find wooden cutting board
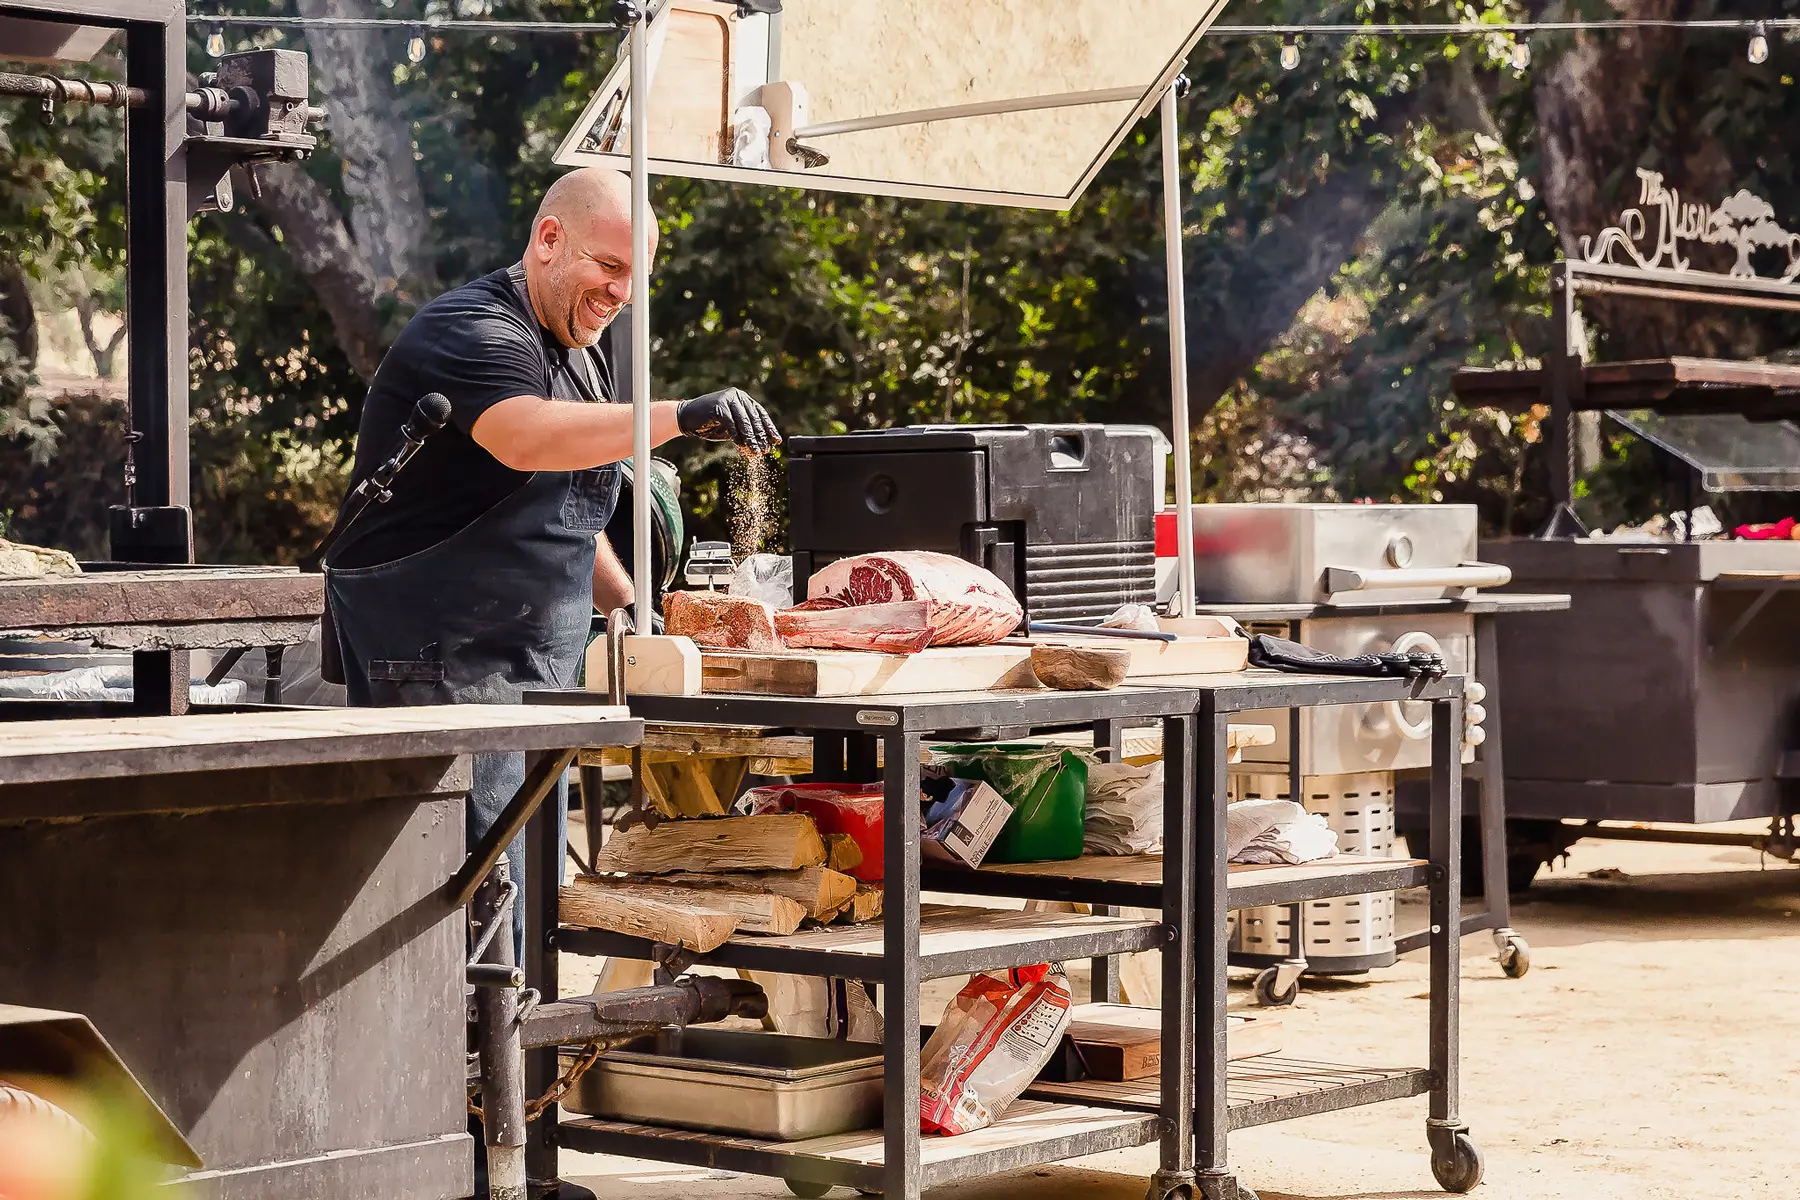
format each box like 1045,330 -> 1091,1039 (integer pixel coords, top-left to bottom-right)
1021,633 -> 1249,679
700,644 -> 1037,697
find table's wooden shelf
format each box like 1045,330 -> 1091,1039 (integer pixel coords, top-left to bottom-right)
561,1100 -> 1159,1193
923,853 -> 1431,911
1028,1056 -> 1430,1131
556,902 -> 1164,982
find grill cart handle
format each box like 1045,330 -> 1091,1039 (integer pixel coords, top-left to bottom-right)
1322,561 -> 1512,599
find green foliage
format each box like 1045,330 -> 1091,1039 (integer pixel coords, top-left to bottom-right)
10,3 -> 1800,566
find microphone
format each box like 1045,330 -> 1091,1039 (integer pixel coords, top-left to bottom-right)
403,392 -> 453,443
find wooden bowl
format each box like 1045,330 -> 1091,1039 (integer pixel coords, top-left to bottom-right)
1031,644 -> 1132,691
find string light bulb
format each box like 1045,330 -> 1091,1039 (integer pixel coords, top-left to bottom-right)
407,27 -> 428,63
1748,21 -> 1770,64
206,25 -> 225,56
1511,38 -> 1531,69
1280,33 -> 1300,70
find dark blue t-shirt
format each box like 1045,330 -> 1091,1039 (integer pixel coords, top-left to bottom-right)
330,268 -> 618,569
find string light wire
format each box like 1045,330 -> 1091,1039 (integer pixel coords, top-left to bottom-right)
185,12 -> 1800,37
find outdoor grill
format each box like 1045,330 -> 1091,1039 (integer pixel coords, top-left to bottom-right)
1153,501 -> 1542,993
1453,180 -> 1800,871
785,424 -> 1162,623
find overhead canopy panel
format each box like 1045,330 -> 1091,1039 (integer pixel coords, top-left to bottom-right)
553,0 -> 1229,209
1610,409 -> 1800,492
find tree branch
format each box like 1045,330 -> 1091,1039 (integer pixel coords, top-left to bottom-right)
244,161 -> 386,380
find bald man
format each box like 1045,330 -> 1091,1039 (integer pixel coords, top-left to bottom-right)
323,167 -> 777,943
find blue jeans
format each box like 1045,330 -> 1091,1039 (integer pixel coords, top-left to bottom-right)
470,750 -> 567,967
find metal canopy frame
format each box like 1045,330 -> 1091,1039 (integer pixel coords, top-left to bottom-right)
616,1 -> 1209,620
3,0 -> 190,545
564,0 -> 1231,211
1545,170 -> 1800,516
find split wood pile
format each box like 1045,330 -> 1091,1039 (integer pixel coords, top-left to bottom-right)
562,811 -> 882,947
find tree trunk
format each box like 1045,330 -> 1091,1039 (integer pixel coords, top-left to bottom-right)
297,0 -> 435,302
1531,4 -> 1755,359
0,260 -> 38,374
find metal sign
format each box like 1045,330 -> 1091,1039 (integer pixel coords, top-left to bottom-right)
1581,167 -> 1800,282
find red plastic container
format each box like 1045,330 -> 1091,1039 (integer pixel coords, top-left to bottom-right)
743,782 -> 886,882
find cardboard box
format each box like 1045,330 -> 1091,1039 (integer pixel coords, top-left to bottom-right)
922,779 -> 1013,868
1061,1004 -> 1282,1082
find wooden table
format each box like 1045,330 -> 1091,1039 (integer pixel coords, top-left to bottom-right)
0,566 -> 324,715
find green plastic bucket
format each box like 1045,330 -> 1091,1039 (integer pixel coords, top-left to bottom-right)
936,743 -> 1090,864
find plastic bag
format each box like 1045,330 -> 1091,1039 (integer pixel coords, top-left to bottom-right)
742,781 -> 885,881
730,553 -> 795,608
746,973 -> 883,1042
935,745 -> 1090,863
1084,760 -> 1164,856
1100,603 -> 1161,632
919,968 -> 1073,1135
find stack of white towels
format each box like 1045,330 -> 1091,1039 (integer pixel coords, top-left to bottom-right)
1226,799 -> 1339,865
1082,763 -> 1339,865
1084,760 -> 1165,856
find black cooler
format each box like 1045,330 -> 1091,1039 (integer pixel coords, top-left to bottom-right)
785,424 -> 1158,622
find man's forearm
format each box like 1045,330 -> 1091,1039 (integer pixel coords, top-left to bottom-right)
473,396 -> 684,471
592,534 -> 636,613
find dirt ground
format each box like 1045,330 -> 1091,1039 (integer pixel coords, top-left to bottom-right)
557,822 -> 1800,1199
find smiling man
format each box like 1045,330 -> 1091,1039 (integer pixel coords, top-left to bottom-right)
322,165 -> 777,948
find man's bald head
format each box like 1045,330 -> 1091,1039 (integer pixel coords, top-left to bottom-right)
522,167 -> 658,349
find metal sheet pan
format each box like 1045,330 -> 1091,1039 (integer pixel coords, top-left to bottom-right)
563,1028 -> 883,1141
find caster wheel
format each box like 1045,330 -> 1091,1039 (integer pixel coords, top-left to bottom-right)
1253,967 -> 1299,1007
785,1181 -> 832,1198
1431,1131 -> 1484,1193
1498,936 -> 1531,979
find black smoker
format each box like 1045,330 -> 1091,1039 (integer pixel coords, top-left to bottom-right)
785,424 -> 1159,622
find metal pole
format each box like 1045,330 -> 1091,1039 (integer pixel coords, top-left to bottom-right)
628,8 -> 654,622
1161,85 -> 1197,619
473,857 -> 527,1200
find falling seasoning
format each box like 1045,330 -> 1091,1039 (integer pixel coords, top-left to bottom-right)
729,447 -> 774,560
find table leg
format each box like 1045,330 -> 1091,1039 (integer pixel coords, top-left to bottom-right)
846,732 -> 878,782
1427,696 -> 1481,1191
1089,718 -> 1127,1001
1196,699 -> 1239,1199
1473,614 -> 1528,976
525,769 -> 563,1190
882,729 -> 923,1199
813,732 -> 847,782
132,649 -> 189,715
1149,713 -> 1195,1200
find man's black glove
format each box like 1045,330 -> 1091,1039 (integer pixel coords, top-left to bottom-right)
677,387 -> 781,451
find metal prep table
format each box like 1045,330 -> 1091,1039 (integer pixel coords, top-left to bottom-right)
0,702 -> 641,1199
919,669 -> 1482,1200
524,670 -> 1483,1200
527,684 -> 1201,1200
1187,593 -> 1569,976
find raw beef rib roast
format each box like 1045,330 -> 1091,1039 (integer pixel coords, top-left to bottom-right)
774,600 -> 935,654
803,551 -> 1022,646
664,590 -> 781,651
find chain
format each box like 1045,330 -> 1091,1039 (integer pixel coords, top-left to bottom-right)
467,1040 -> 613,1125
525,1041 -> 606,1121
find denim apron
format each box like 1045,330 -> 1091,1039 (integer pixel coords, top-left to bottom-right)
325,263 -> 619,951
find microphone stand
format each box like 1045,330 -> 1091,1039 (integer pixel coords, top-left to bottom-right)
301,394 -> 450,573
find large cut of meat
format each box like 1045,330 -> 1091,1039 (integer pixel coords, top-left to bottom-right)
805,552 -> 1022,646
664,590 -> 780,651
775,600 -> 934,654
